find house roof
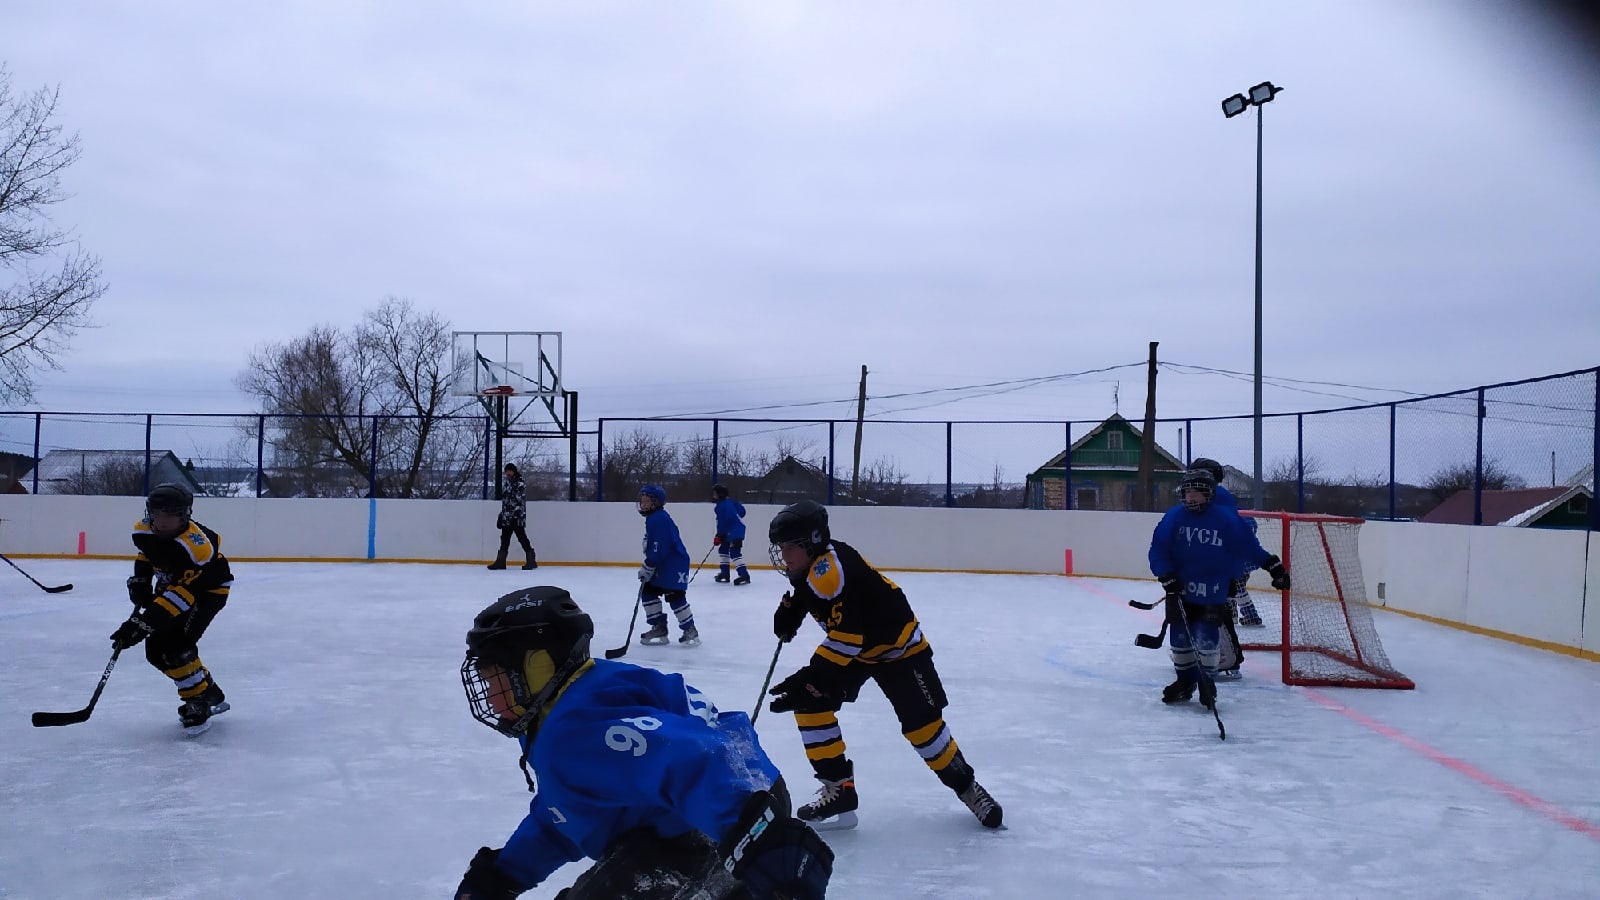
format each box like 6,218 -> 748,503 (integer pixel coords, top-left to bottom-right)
1034,413 -> 1186,471
34,450 -> 202,492
1420,485 -> 1591,526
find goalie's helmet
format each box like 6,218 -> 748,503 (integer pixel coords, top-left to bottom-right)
1178,469 -> 1216,512
638,484 -> 666,516
145,482 -> 194,535
461,586 -> 593,738
768,500 -> 830,555
1189,457 -> 1225,485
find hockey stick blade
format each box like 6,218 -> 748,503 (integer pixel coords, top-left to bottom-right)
1134,620 -> 1169,649
31,647 -> 120,727
1127,596 -> 1163,610
0,552 -> 74,593
32,708 -> 93,727
603,644 -> 630,660
605,591 -> 645,660
43,582 -> 75,593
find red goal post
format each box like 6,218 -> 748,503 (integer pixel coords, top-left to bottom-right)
1240,511 -> 1415,690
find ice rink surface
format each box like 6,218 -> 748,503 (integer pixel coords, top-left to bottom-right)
2,559 -> 1597,899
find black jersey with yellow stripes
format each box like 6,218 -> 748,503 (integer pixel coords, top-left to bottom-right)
793,539 -> 930,671
131,518 -> 233,620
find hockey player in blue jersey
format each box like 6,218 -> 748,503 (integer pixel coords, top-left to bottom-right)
1188,458 -> 1263,681
711,484 -> 751,586
1148,469 -> 1290,709
636,484 -> 699,645
454,585 -> 833,899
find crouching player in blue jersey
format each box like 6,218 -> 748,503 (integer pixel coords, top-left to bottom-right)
1148,470 -> 1290,710
454,585 -> 832,900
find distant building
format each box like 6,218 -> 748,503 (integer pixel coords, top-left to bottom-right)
32,449 -> 202,497
1024,414 -> 1187,511
1420,486 -> 1593,529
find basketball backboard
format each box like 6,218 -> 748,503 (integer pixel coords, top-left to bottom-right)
450,332 -> 563,398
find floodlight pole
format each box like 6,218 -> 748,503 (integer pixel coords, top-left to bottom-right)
1252,99 -> 1265,510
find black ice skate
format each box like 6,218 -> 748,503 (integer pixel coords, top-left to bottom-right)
640,622 -> 670,645
713,571 -> 731,583
179,685 -> 230,736
732,572 -> 751,586
798,778 -> 859,831
1162,676 -> 1196,704
678,626 -> 701,647
958,780 -> 1004,829
1198,677 -> 1218,711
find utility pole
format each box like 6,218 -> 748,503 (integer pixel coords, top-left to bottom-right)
851,365 -> 868,504
1137,342 -> 1159,511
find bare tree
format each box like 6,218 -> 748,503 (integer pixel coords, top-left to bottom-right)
54,455 -> 145,496
0,67 -> 107,404
1425,459 -> 1526,501
583,427 -> 681,501
235,299 -> 474,497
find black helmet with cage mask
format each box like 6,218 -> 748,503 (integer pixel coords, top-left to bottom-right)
1178,469 -> 1216,512
767,500 -> 830,571
1189,457 -> 1225,486
461,586 -> 594,740
145,482 -> 194,536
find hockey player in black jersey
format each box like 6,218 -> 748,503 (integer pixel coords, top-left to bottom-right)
111,483 -> 234,735
765,500 -> 1003,831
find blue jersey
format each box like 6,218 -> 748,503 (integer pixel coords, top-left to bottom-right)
641,508 -> 691,589
1148,502 -> 1272,606
1206,484 -> 1260,576
713,497 -> 746,541
498,660 -> 781,888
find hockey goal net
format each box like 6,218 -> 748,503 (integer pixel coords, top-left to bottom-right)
1239,511 -> 1414,689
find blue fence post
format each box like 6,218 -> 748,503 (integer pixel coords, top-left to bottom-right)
1474,388 -> 1486,526
1387,403 -> 1397,520
1295,413 -> 1304,513
595,418 -> 606,501
711,419 -> 720,487
144,415 -> 153,496
31,414 -> 41,494
945,422 -> 954,508
827,422 -> 836,504
1063,422 -> 1073,510
256,416 -> 266,498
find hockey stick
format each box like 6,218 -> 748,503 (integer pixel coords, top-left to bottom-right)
1170,601 -> 1226,741
749,640 -> 784,726
685,545 -> 717,586
1131,596 -> 1167,648
603,589 -> 644,660
0,552 -> 74,593
32,646 -> 121,727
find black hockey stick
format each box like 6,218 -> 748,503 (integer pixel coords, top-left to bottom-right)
0,552 -> 74,593
686,544 -> 718,586
32,646 -> 121,727
1170,602 -> 1225,741
603,589 -> 644,660
1131,596 -> 1168,648
749,640 -> 784,726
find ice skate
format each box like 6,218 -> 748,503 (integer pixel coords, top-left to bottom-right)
678,626 -> 701,647
958,780 -> 1004,829
1214,667 -> 1242,681
178,686 -> 229,736
1198,677 -> 1218,710
732,572 -> 751,586
713,570 -> 731,584
640,622 -> 669,645
1161,675 -> 1196,704
798,778 -> 859,831
1241,615 -> 1265,627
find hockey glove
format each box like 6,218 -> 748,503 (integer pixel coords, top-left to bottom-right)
454,846 -> 527,900
713,534 -> 723,546
769,665 -> 842,715
773,592 -> 805,643
637,565 -> 656,584
720,791 -> 834,900
1157,573 -> 1184,602
126,575 -> 153,609
110,615 -> 156,651
1263,555 -> 1291,591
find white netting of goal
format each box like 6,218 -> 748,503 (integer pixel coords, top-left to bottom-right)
1239,512 -> 1415,689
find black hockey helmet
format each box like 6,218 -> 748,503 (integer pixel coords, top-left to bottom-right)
1189,457 -> 1225,485
767,499 -> 830,570
145,482 -> 194,534
638,483 -> 666,516
1178,468 -> 1216,512
711,483 -> 729,501
462,586 -> 594,738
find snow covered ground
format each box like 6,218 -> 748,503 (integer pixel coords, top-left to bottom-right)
3,559 -> 1596,898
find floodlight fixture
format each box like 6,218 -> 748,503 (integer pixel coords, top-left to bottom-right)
1221,93 -> 1249,118
1249,81 -> 1283,105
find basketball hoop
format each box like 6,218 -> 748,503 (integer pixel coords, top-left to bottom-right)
479,385 -> 517,397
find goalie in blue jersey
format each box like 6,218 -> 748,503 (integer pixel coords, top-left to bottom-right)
454,585 -> 832,900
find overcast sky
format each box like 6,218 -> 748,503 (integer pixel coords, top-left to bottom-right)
4,1 -> 1598,430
